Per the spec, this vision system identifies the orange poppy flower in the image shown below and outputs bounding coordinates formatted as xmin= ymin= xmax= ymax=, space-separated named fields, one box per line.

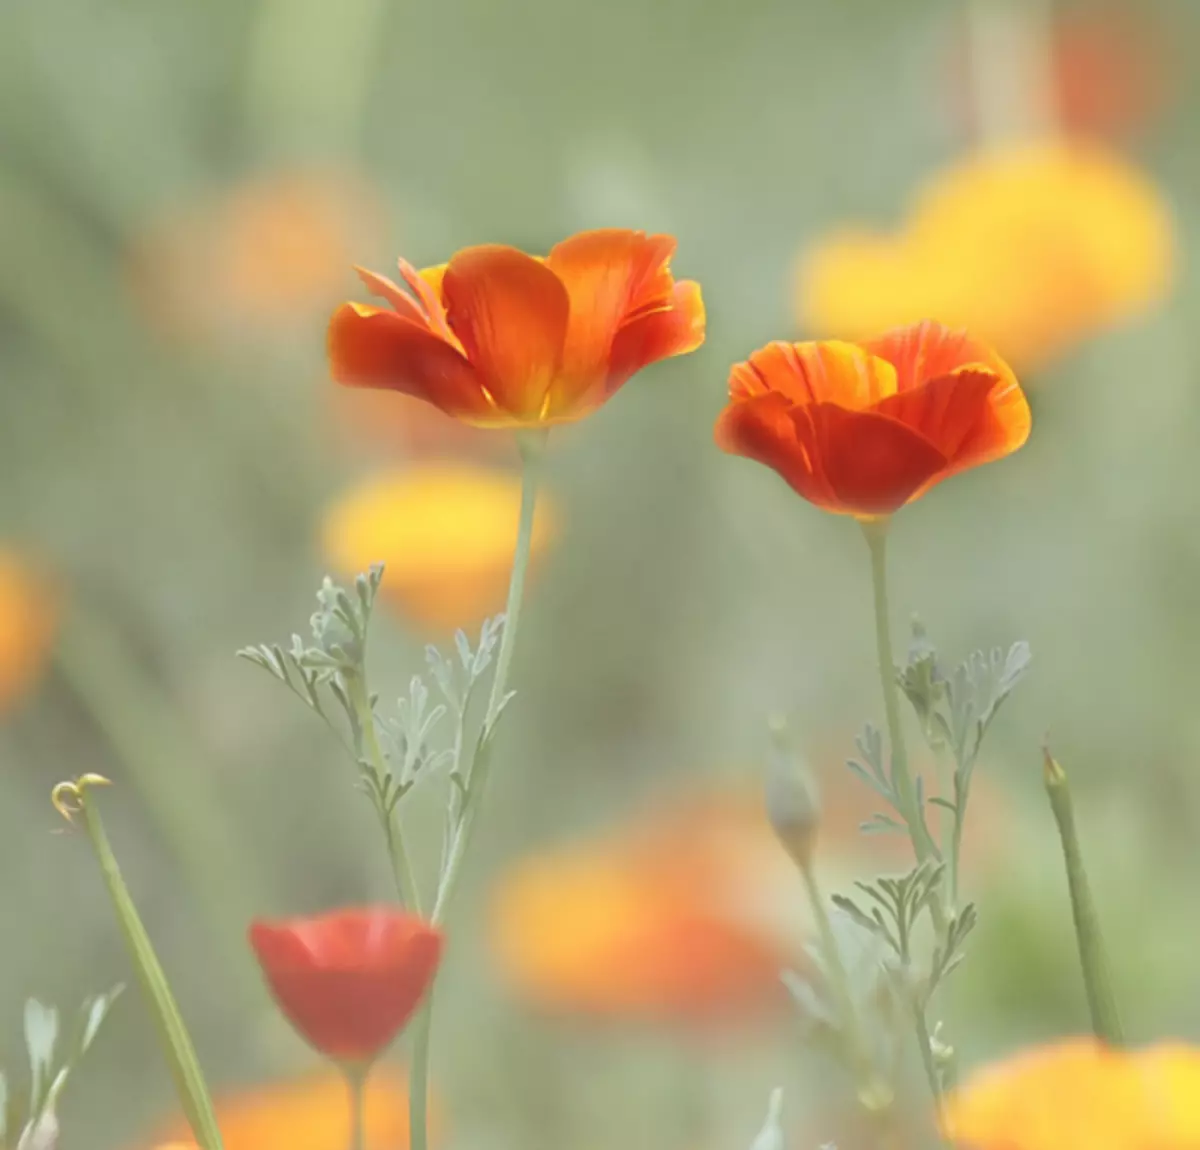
xmin=320 ymin=463 xmax=557 ymax=633
xmin=715 ymin=320 xmax=1030 ymax=518
xmin=328 ymin=228 xmax=706 ymax=428
xmin=0 ymin=552 xmax=57 ymax=715
xmin=144 ymin=1066 xmax=432 ymax=1150
xmin=942 ymin=1038 xmax=1200 ymax=1150
xmin=798 ymin=142 xmax=1175 ymax=372
xmin=249 ymin=907 xmax=442 ymax=1063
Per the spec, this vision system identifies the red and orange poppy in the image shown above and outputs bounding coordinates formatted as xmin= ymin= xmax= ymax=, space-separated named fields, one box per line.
xmin=715 ymin=320 xmax=1030 ymax=518
xmin=249 ymin=907 xmax=442 ymax=1064
xmin=328 ymin=228 xmax=705 ymax=428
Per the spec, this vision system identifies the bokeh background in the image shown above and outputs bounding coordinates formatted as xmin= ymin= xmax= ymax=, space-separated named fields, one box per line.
xmin=2 ymin=0 xmax=1200 ymax=1146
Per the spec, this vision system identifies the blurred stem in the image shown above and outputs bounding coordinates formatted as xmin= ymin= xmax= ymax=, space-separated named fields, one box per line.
xmin=911 ymin=1004 xmax=945 ymax=1124
xmin=409 ymin=427 xmax=548 ymax=1150
xmin=1043 ymin=749 xmax=1125 ymax=1044
xmin=348 ymin=674 xmax=420 ymax=913
xmin=965 ymin=0 xmax=1058 ymax=142
xmin=345 ymin=1064 xmax=368 ymax=1150
xmin=861 ymin=521 xmax=942 ymax=878
xmin=54 ymin=604 xmax=262 ymax=996
xmin=799 ymin=860 xmax=890 ymax=1116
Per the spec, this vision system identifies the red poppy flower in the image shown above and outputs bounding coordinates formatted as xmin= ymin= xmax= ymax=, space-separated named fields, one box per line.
xmin=715 ymin=320 xmax=1030 ymax=517
xmin=249 ymin=907 xmax=443 ymax=1064
xmin=327 ymin=228 xmax=705 ymax=428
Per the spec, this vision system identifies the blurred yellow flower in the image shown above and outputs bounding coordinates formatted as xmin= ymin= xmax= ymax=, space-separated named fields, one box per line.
xmin=943 ymin=1038 xmax=1200 ymax=1150
xmin=131 ymin=170 xmax=382 ymax=339
xmin=798 ymin=141 xmax=1175 ymax=371
xmin=145 ymin=1066 xmax=432 ymax=1150
xmin=0 ymin=552 xmax=57 ymax=715
xmin=321 ymin=463 xmax=556 ymax=634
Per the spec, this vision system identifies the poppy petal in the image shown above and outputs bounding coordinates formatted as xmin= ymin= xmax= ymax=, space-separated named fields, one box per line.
xmin=728 ymin=341 xmax=899 ymax=410
xmin=715 ymin=392 xmax=838 ymax=510
xmin=546 ymin=229 xmax=678 ymax=383
xmin=803 ymin=403 xmax=948 ymax=516
xmin=353 ymin=267 xmax=428 ymax=325
xmin=606 ymin=280 xmax=706 ymax=392
xmin=441 ymin=246 xmax=570 ymax=421
xmin=327 ymin=303 xmax=491 ymax=421
xmin=859 ymin=319 xmax=1014 ymax=392
xmin=399 ymin=260 xmax=455 ymax=341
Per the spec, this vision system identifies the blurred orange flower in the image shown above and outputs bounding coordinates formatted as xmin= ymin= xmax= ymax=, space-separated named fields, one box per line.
xmin=943 ymin=1038 xmax=1200 ymax=1150
xmin=328 ymin=228 xmax=705 ymax=428
xmin=798 ymin=142 xmax=1175 ymax=371
xmin=489 ymin=773 xmax=1009 ymax=1027
xmin=321 ymin=463 xmax=556 ymax=634
xmin=145 ymin=1066 xmax=430 ymax=1150
xmin=132 ymin=171 xmax=382 ymax=339
xmin=715 ymin=321 xmax=1029 ymax=517
xmin=0 ymin=552 xmax=57 ymax=714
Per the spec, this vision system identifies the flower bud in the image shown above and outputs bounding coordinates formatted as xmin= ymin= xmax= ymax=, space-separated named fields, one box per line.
xmin=765 ymin=717 xmax=821 ymax=870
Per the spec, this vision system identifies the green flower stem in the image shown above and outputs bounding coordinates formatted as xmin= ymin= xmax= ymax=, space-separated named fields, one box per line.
xmin=799 ymin=860 xmax=891 ymax=1116
xmin=861 ymin=520 xmax=941 ymax=874
xmin=66 ymin=778 xmax=225 ymax=1150
xmin=345 ymin=1064 xmax=368 ymax=1150
xmin=1043 ymin=749 xmax=1124 ymax=1044
xmin=911 ymin=1003 xmax=945 ymax=1122
xmin=347 ymin=674 xmax=421 ymax=913
xmin=408 ymin=426 xmax=548 ymax=1150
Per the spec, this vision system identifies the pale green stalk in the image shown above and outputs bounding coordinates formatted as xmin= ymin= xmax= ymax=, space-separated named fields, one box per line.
xmin=861 ymin=520 xmax=940 ymax=870
xmin=1044 ymin=750 xmax=1124 ymax=1044
xmin=406 ymin=427 xmax=548 ymax=1150
xmin=58 ymin=777 xmax=224 ymax=1150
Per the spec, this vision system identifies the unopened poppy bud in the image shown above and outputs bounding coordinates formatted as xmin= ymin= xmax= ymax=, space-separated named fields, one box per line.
xmin=765 ymin=717 xmax=821 ymax=870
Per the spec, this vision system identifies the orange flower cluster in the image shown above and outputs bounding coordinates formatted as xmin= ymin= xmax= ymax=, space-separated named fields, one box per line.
xmin=798 ymin=142 xmax=1174 ymax=372
xmin=944 ymin=1039 xmax=1200 ymax=1150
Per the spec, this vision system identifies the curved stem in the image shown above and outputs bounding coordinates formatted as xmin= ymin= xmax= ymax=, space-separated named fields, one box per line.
xmin=408 ymin=427 xmax=547 ymax=1150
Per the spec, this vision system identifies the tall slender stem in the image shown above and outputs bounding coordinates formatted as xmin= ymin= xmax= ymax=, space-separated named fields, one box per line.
xmin=408 ymin=427 xmax=547 ymax=1150
xmin=345 ymin=1064 xmax=368 ymax=1150
xmin=1043 ymin=749 xmax=1124 ymax=1044
xmin=862 ymin=521 xmax=939 ymax=866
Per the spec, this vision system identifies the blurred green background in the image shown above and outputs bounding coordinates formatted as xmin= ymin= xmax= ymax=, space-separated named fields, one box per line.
xmin=3 ymin=0 xmax=1200 ymax=1147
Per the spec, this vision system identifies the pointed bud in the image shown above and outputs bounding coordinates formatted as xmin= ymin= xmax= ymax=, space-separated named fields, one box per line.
xmin=765 ymin=716 xmax=821 ymax=870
